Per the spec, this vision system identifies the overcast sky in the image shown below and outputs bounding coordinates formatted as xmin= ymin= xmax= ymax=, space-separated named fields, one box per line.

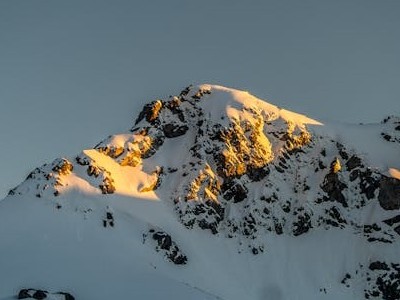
xmin=0 ymin=0 xmax=399 ymax=198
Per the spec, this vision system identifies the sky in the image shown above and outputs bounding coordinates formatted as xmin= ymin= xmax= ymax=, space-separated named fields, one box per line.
xmin=0 ymin=0 xmax=399 ymax=198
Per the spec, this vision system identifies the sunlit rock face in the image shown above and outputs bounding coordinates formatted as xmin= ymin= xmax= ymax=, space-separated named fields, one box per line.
xmin=80 ymin=85 xmax=399 ymax=244
xmin=3 ymin=84 xmax=400 ymax=300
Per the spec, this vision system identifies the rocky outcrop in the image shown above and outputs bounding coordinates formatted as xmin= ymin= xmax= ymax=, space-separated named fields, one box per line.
xmin=135 ymin=100 xmax=163 ymax=125
xmin=342 ymin=262 xmax=400 ymax=300
xmin=378 ymin=176 xmax=400 ymax=210
xmin=139 ymin=167 xmax=164 ymax=192
xmin=17 ymin=289 xmax=74 ymax=300
xmin=97 ymin=145 xmax=124 ymax=159
xmin=215 ymin=117 xmax=274 ymax=179
xmin=52 ymin=158 xmax=73 ymax=176
xmin=292 ymin=208 xmax=312 ymax=236
xmin=321 ymin=159 xmax=348 ymax=207
xmin=381 ymin=116 xmax=400 ymax=143
xmin=99 ymin=176 xmax=116 ymax=194
xmin=102 ymin=210 xmax=114 ymax=228
xmin=163 ymin=123 xmax=188 ymax=138
xmin=149 ymin=229 xmax=187 ymax=265
xmin=346 ymin=155 xmax=363 ymax=171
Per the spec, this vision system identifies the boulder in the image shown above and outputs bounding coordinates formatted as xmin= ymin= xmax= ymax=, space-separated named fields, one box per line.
xmin=378 ymin=176 xmax=400 ymax=210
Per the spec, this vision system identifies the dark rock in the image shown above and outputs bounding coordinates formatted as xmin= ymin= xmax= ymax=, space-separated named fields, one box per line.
xmin=371 ymin=290 xmax=380 ymax=297
xmin=198 ymin=219 xmax=219 ymax=234
xmin=321 ymin=172 xmax=348 ymax=207
xmin=141 ymin=133 xmax=165 ymax=159
xmin=87 ymin=165 xmax=101 ymax=177
xmin=221 ymin=181 xmax=248 ymax=203
xmin=205 ymin=200 xmax=225 ymax=221
xmin=163 ymin=124 xmax=189 ymax=138
xmin=336 ymin=143 xmax=349 ymax=160
xmin=103 ymin=211 xmax=114 ymax=228
xmin=383 ymin=215 xmax=400 ymax=226
xmin=242 ymin=214 xmax=257 ymax=237
xmin=378 ymin=176 xmax=400 ymax=210
xmin=369 ymin=261 xmax=390 ymax=271
xmin=193 ymin=204 xmax=206 ymax=215
xmin=374 ymin=271 xmax=400 ymax=300
xmin=341 ymin=273 xmax=351 ymax=284
xmin=349 ymin=169 xmax=360 ymax=182
xmin=346 ymin=155 xmax=362 ymax=171
xmin=97 ymin=146 xmax=124 ymax=159
xmin=151 ymin=230 xmax=187 ymax=264
xmin=381 ymin=133 xmax=392 ymax=141
xmin=17 ymin=289 xmax=74 ymax=300
xmin=274 ymin=221 xmax=283 ymax=235
xmin=383 ymin=117 xmax=396 ymax=124
xmin=56 ymin=292 xmax=75 ymax=300
xmin=153 ymin=232 xmax=172 ymax=250
xmin=325 ymin=206 xmax=347 ymax=227
xmin=363 ymin=224 xmax=381 ymax=234
xmin=52 ymin=159 xmax=73 ymax=175
xmin=394 ymin=225 xmax=400 ymax=235
xmin=339 ymin=149 xmax=349 ymax=160
xmin=281 ymin=201 xmax=291 ymax=213
xmin=165 ymin=99 xmax=185 ymax=122
xmin=18 ymin=289 xmax=31 ymax=299
xmin=167 ymin=167 xmax=178 ymax=173
xmin=293 ymin=212 xmax=312 ymax=236
xmin=26 ymin=169 xmax=39 ymax=180
xmin=359 ymin=170 xmax=380 ymax=200
xmin=169 ymin=253 xmax=187 ymax=265
xmin=135 ymin=100 xmax=163 ymax=125
xmin=179 ymin=85 xmax=191 ymax=96
xmin=8 ymin=188 xmax=16 ymax=196
xmin=278 ymin=162 xmax=288 ymax=169
xmin=75 ymin=155 xmax=89 ymax=166
xmin=247 ymin=166 xmax=269 ymax=181
xmin=32 ymin=290 xmax=47 ymax=300
xmin=100 ymin=177 xmax=115 ymax=194
xmin=191 ymin=88 xmax=210 ymax=100
xmin=192 ymin=92 xmax=202 ymax=100
xmin=352 ymin=260 xmax=400 ymax=299
xmin=367 ymin=237 xmax=393 ymax=244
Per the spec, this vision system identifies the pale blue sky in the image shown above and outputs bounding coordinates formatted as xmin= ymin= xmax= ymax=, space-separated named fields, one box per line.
xmin=0 ymin=0 xmax=399 ymax=197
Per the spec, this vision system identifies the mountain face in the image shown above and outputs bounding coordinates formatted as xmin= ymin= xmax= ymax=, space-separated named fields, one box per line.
xmin=1 ymin=85 xmax=400 ymax=300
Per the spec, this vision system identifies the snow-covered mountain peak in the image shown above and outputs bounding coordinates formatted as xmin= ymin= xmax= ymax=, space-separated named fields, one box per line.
xmin=2 ymin=84 xmax=400 ymax=300
xmin=9 ymin=84 xmax=322 ymax=200
xmin=186 ymin=84 xmax=322 ymax=128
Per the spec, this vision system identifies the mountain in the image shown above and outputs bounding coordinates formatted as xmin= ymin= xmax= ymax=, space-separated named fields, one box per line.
xmin=1 ymin=84 xmax=399 ymax=300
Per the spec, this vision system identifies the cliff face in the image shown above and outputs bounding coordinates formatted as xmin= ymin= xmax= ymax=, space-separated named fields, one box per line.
xmin=2 ymin=85 xmax=400 ymax=300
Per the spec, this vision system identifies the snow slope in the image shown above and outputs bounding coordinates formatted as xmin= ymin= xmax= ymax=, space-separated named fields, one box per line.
xmin=0 ymin=85 xmax=399 ymax=300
